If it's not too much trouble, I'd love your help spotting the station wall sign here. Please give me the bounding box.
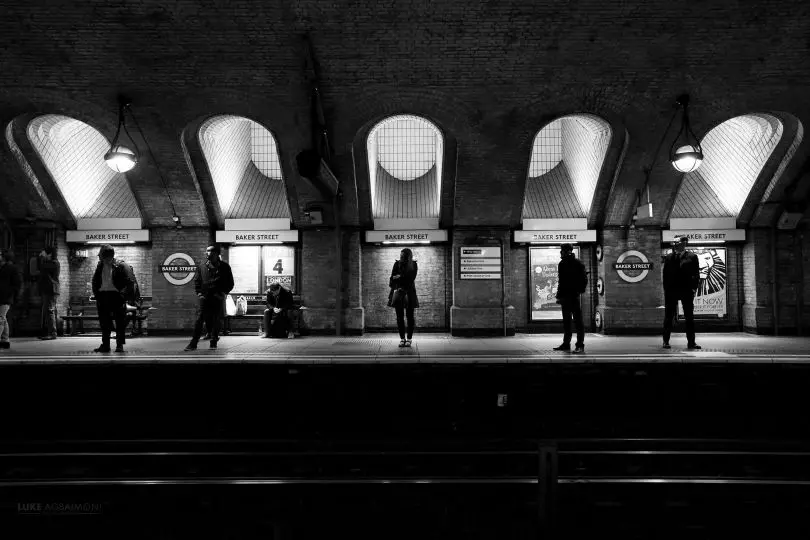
[66,229,150,243]
[215,230,299,243]
[513,230,596,243]
[662,229,746,243]
[613,250,654,283]
[365,229,448,243]
[460,246,502,280]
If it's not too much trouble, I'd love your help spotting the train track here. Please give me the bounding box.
[3,438,810,486]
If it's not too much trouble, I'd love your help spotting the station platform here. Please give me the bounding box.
[0,332,808,364]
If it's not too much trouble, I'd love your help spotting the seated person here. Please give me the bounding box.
[265,283,294,338]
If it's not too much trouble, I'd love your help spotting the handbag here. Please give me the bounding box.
[391,287,408,308]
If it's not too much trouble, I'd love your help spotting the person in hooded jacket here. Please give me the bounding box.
[388,248,419,347]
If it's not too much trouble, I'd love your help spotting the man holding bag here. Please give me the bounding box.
[185,245,234,351]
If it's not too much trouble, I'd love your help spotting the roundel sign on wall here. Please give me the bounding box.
[160,253,197,286]
[594,310,603,330]
[613,250,654,283]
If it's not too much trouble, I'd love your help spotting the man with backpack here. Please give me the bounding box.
[552,243,588,354]
[91,244,137,353]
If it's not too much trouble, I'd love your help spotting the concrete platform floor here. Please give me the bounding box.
[0,332,808,364]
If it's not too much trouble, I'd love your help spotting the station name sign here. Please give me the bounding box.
[513,230,596,243]
[66,229,150,243]
[365,230,448,243]
[662,229,746,243]
[215,230,299,243]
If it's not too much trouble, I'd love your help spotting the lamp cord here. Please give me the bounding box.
[638,104,681,208]
[126,107,179,220]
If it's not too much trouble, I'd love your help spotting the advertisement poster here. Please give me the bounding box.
[665,246,727,318]
[262,246,295,293]
[529,246,580,321]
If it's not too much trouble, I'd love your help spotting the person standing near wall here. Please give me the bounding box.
[662,236,701,349]
[553,243,587,354]
[91,244,136,353]
[388,248,419,348]
[0,249,23,349]
[185,245,234,351]
[37,245,60,340]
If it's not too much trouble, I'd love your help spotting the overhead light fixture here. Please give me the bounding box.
[634,94,705,222]
[105,96,182,229]
[104,98,139,173]
[669,95,704,173]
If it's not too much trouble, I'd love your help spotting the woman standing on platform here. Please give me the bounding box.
[388,248,419,347]
[0,249,22,349]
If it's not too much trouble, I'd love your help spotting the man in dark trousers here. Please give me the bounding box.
[92,244,137,353]
[553,244,587,354]
[185,245,234,351]
[662,236,701,349]
[264,282,295,338]
[37,245,60,340]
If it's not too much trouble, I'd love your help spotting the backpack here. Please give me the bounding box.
[577,261,589,294]
[125,263,143,307]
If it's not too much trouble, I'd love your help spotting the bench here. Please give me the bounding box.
[222,294,304,336]
[61,296,154,337]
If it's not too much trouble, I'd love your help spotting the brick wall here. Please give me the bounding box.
[66,245,152,300]
[149,227,213,332]
[362,245,449,331]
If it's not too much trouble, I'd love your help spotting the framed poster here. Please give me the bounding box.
[262,245,296,293]
[665,246,727,318]
[529,246,580,321]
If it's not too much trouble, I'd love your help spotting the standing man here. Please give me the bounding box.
[553,244,587,354]
[92,244,136,353]
[0,249,23,349]
[185,245,234,351]
[662,236,701,349]
[37,245,60,340]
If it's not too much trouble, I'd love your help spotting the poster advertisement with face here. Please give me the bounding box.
[666,246,727,318]
[529,246,580,321]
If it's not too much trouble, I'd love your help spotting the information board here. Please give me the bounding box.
[459,246,502,280]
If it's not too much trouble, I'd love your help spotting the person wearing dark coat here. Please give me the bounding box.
[388,248,419,347]
[265,282,295,338]
[0,249,23,349]
[662,236,701,349]
[185,245,234,351]
[91,244,137,353]
[37,245,60,340]
[553,244,587,354]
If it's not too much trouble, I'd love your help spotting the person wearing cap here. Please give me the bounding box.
[662,236,701,349]
[553,243,587,354]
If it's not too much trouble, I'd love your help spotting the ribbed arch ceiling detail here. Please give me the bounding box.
[760,120,803,202]
[367,115,444,220]
[671,114,784,218]
[5,121,54,213]
[198,115,289,220]
[523,115,611,219]
[27,115,141,219]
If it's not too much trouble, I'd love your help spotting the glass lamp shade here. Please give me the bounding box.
[104,145,138,173]
[671,144,704,173]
